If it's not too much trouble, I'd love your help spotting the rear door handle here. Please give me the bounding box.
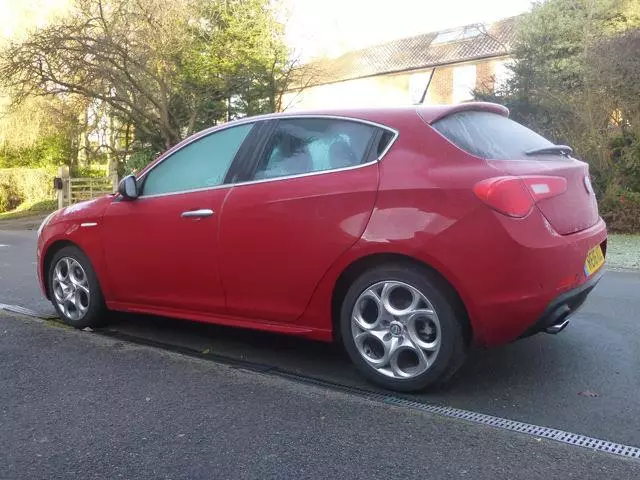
[181,209,214,219]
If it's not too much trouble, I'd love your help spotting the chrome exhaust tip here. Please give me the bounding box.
[545,318,571,334]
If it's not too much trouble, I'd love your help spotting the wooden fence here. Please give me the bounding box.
[56,166,118,208]
[68,177,115,204]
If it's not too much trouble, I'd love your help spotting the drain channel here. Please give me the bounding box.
[3,304,639,461]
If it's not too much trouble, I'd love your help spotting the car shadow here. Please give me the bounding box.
[102,311,572,402]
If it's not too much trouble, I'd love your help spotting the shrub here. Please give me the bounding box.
[73,164,110,178]
[0,182,21,212]
[0,167,56,213]
[123,148,156,175]
[600,186,640,233]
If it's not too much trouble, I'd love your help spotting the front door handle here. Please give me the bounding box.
[181,209,214,219]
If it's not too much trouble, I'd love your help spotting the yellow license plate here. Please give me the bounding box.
[584,244,605,276]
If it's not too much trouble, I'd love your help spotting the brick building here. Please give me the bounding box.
[283,16,517,110]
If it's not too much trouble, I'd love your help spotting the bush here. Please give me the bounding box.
[72,165,110,178]
[123,149,156,175]
[0,167,56,213]
[0,182,21,212]
[600,186,640,233]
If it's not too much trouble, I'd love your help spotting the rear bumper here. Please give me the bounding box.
[519,268,604,338]
[429,207,607,347]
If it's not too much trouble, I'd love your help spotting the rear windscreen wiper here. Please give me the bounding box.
[525,145,573,156]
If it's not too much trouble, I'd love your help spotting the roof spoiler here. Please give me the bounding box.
[418,102,510,124]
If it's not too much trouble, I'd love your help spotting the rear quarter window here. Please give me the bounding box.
[432,111,556,160]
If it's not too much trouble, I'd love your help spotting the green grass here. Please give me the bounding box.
[607,233,640,270]
[0,199,57,220]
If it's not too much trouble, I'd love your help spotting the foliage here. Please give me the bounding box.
[0,181,21,212]
[0,0,307,157]
[0,95,83,168]
[0,199,57,220]
[0,167,56,213]
[0,133,75,168]
[72,164,109,178]
[123,148,156,175]
[476,0,640,230]
[600,186,640,233]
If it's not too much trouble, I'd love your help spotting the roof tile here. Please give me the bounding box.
[306,16,517,86]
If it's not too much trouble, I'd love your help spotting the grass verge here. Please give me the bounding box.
[607,234,640,271]
[0,199,56,220]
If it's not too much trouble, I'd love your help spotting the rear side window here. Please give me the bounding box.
[252,118,381,180]
[432,111,555,160]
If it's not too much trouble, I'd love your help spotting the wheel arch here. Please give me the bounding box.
[331,252,472,345]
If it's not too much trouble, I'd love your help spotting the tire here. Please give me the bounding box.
[340,263,468,392]
[48,246,107,329]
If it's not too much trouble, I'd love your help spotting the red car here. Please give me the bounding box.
[37,102,606,391]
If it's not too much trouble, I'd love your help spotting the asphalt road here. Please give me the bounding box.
[1,228,640,477]
[2,312,640,479]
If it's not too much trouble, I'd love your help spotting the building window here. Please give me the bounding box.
[493,60,513,91]
[409,71,433,104]
[432,25,484,45]
[452,64,476,103]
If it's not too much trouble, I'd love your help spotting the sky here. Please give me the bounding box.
[0,0,534,57]
[283,0,535,59]
[0,0,69,39]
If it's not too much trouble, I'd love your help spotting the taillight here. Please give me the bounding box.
[473,176,567,218]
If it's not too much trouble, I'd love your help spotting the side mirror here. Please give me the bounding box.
[118,175,139,200]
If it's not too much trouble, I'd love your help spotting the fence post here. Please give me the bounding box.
[110,169,119,193]
[57,166,70,210]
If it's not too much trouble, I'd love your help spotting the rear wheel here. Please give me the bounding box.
[340,264,467,392]
[48,246,107,329]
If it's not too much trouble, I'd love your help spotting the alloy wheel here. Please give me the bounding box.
[52,257,91,321]
[351,281,441,379]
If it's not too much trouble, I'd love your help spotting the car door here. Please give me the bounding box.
[218,117,394,324]
[102,121,258,313]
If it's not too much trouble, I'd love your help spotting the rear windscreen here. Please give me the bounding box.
[432,111,555,160]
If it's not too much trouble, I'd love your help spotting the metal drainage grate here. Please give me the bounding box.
[274,371,640,461]
[6,304,640,461]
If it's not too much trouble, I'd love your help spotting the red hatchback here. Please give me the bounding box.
[37,102,607,391]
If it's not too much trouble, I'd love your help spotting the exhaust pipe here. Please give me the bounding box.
[544,304,572,334]
[545,318,571,334]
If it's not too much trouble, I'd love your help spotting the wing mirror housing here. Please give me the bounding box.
[118,175,139,200]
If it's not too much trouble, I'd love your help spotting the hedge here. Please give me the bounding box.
[0,167,56,213]
[600,186,640,234]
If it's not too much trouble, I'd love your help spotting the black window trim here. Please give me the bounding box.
[129,114,398,200]
[238,115,399,186]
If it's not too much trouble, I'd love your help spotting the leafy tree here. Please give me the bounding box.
[477,0,640,192]
[0,0,306,159]
[0,95,83,168]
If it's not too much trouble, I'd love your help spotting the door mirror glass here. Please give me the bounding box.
[118,175,139,200]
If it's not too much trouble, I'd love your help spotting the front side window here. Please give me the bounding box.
[142,123,253,196]
[252,118,379,180]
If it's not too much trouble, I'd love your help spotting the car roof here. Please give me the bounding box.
[244,101,509,125]
[137,102,509,178]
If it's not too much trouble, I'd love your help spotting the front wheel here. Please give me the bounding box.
[48,246,107,329]
[340,264,468,392]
